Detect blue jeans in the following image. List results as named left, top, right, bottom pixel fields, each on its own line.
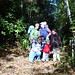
left=29, top=51, right=41, bottom=62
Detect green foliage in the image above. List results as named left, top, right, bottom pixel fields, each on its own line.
left=68, top=56, right=74, bottom=63
left=14, top=19, right=25, bottom=38
left=0, top=15, right=29, bottom=50
left=22, top=39, right=29, bottom=50
left=70, top=20, right=75, bottom=30
left=0, top=0, right=74, bottom=52
left=52, top=1, right=73, bottom=45
left=1, top=31, right=6, bottom=35
left=19, top=34, right=29, bottom=50
left=57, top=63, right=65, bottom=68
left=62, top=37, right=68, bottom=46
left=0, top=17, right=27, bottom=37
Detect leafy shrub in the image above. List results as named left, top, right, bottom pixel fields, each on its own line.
left=0, top=16, right=30, bottom=50
left=19, top=34, right=30, bottom=50
left=0, top=16, right=28, bottom=40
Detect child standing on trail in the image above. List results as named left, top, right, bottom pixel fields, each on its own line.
left=42, top=39, right=51, bottom=61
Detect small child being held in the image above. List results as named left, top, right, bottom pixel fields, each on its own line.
left=42, top=39, right=51, bottom=61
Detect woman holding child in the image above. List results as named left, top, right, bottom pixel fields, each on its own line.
left=39, top=21, right=51, bottom=39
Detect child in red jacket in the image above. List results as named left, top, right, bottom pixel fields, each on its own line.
left=42, top=39, right=51, bottom=61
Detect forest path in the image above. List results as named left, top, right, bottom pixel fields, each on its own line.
left=0, top=53, right=75, bottom=75
left=0, top=44, right=75, bottom=75
left=0, top=53, right=56, bottom=75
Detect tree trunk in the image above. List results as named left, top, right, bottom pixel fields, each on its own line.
left=21, top=0, right=23, bottom=17
left=64, top=0, right=72, bottom=23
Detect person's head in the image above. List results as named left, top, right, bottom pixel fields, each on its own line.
left=40, top=22, right=45, bottom=28
left=43, top=21, right=47, bottom=26
left=29, top=25, right=34, bottom=29
left=52, top=29, right=57, bottom=35
left=35, top=23, right=39, bottom=29
left=37, top=36, right=42, bottom=44
left=46, top=39, right=50, bottom=44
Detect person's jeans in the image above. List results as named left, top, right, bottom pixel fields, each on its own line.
left=53, top=48, right=60, bottom=62
left=29, top=50, right=41, bottom=62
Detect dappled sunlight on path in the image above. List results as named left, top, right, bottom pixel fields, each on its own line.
left=0, top=53, right=75, bottom=75
left=0, top=54, right=55, bottom=75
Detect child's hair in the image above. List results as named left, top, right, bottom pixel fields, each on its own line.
left=52, top=29, right=57, bottom=32
left=37, top=36, right=42, bottom=40
left=46, top=39, right=50, bottom=44
left=36, top=36, right=42, bottom=44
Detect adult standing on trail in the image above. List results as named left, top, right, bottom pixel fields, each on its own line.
left=50, top=29, right=62, bottom=62
left=29, top=23, right=40, bottom=43
left=39, top=21, right=51, bottom=40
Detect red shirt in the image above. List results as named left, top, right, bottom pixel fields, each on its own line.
left=43, top=44, right=51, bottom=53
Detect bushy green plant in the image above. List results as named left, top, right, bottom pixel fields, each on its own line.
left=57, top=63, right=64, bottom=68
left=62, top=37, right=68, bottom=46
left=14, top=19, right=25, bottom=38
left=20, top=34, right=30, bottom=50
left=0, top=16, right=28, bottom=40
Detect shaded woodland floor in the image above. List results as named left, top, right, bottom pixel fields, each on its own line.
left=0, top=42, right=75, bottom=75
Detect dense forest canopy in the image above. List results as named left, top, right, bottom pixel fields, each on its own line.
left=0, top=0, right=75, bottom=47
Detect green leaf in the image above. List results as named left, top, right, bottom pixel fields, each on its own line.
left=1, top=31, right=6, bottom=35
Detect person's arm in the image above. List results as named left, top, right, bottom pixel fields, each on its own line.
left=46, top=32, right=51, bottom=40
left=39, top=48, right=42, bottom=51
left=46, top=28, right=51, bottom=33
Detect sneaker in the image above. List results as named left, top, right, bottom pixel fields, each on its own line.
left=41, top=59, right=45, bottom=61
left=38, top=60, right=41, bottom=61
left=46, top=60, right=49, bottom=62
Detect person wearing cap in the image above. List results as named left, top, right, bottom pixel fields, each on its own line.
left=43, top=21, right=51, bottom=34
left=39, top=21, right=51, bottom=40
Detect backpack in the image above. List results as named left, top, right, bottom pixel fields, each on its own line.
left=28, top=25, right=34, bottom=36
left=30, top=28, right=39, bottom=40
left=43, top=44, right=51, bottom=53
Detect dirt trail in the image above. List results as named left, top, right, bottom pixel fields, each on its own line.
left=0, top=53, right=75, bottom=75
left=0, top=43, right=75, bottom=75
left=0, top=53, right=56, bottom=75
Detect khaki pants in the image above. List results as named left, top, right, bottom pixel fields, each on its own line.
left=42, top=52, right=49, bottom=61
left=53, top=48, right=60, bottom=62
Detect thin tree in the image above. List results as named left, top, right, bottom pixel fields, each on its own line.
left=64, top=0, right=75, bottom=68
left=64, top=0, right=72, bottom=23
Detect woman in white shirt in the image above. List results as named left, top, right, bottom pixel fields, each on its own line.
left=29, top=37, right=42, bottom=62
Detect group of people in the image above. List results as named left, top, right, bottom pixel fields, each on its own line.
left=28, top=21, right=62, bottom=63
